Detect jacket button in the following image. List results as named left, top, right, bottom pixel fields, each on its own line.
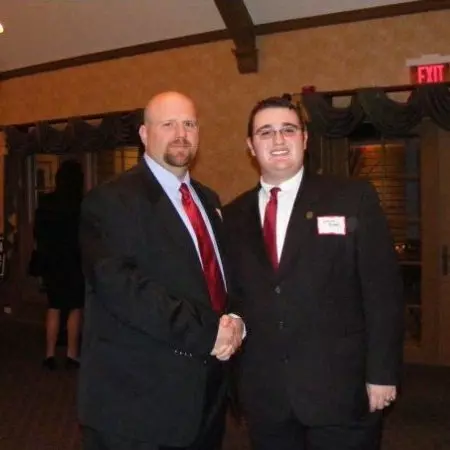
left=278, top=321, right=285, bottom=330
left=283, top=356, right=290, bottom=363
left=274, top=286, right=281, bottom=294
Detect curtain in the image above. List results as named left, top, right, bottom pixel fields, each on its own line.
left=301, top=83, right=450, bottom=138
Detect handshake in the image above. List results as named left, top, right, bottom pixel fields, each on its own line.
left=210, top=314, right=245, bottom=361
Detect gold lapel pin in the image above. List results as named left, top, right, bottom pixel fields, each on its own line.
left=306, top=211, right=314, bottom=219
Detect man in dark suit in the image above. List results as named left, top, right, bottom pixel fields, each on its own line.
left=224, top=96, right=404, bottom=450
left=78, top=91, right=244, bottom=450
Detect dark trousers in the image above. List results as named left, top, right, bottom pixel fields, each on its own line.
left=247, top=411, right=382, bottom=450
left=82, top=363, right=226, bottom=450
left=82, top=427, right=158, bottom=450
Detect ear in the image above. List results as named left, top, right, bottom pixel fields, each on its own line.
left=303, top=130, right=308, bottom=150
left=246, top=137, right=256, bottom=157
left=138, top=124, right=148, bottom=147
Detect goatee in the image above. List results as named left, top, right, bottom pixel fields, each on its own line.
left=164, top=139, right=195, bottom=168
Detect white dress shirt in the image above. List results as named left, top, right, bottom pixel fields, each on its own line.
left=143, top=154, right=226, bottom=282
left=258, top=168, right=304, bottom=263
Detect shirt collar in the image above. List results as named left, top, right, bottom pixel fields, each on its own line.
left=260, top=167, right=304, bottom=196
left=144, top=153, right=190, bottom=190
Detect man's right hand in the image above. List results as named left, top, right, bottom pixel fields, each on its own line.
left=210, top=315, right=244, bottom=361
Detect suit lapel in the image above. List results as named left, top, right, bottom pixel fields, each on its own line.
left=244, top=186, right=276, bottom=276
left=134, top=161, right=206, bottom=283
left=277, top=173, right=321, bottom=279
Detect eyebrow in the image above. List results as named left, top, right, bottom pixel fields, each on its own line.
left=158, top=118, right=196, bottom=122
left=147, top=119, right=196, bottom=128
left=254, top=122, right=300, bottom=133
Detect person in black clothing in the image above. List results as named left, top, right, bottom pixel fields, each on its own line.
left=33, top=159, right=85, bottom=370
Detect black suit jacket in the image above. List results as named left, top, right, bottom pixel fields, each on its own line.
left=223, top=172, right=404, bottom=426
left=78, top=160, right=227, bottom=446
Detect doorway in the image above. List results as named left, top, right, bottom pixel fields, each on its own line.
left=17, top=147, right=140, bottom=324
left=316, top=119, right=447, bottom=364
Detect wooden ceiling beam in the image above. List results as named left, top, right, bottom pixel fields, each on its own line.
left=213, top=0, right=258, bottom=74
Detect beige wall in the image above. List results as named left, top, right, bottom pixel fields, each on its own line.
left=0, top=10, right=449, bottom=202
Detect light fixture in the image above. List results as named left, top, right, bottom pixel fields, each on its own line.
left=0, top=23, right=4, bottom=34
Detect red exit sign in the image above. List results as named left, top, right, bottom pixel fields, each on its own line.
left=411, top=64, right=449, bottom=84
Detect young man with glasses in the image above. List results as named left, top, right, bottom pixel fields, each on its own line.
left=224, top=96, right=404, bottom=450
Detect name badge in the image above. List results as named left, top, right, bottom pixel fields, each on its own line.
left=317, top=216, right=346, bottom=235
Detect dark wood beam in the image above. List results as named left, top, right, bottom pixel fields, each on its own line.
left=1, top=1, right=450, bottom=81
left=213, top=0, right=257, bottom=74
left=0, top=30, right=228, bottom=81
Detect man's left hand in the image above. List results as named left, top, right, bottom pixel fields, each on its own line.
left=366, top=384, right=397, bottom=412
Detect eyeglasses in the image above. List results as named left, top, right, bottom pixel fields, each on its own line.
left=254, top=125, right=301, bottom=140
left=158, top=119, right=198, bottom=131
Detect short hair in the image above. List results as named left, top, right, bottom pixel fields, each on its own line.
left=55, top=159, right=84, bottom=192
left=247, top=95, right=308, bottom=138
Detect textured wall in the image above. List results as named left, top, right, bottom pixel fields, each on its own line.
left=1, top=10, right=449, bottom=203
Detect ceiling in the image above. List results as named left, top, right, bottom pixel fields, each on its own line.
left=0, top=0, right=440, bottom=78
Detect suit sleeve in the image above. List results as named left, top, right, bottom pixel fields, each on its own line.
left=356, top=181, right=404, bottom=385
left=221, top=203, right=245, bottom=318
left=80, top=187, right=219, bottom=356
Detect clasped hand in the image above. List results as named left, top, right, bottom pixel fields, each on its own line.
left=210, top=315, right=244, bottom=361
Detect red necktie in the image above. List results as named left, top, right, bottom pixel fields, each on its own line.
left=263, top=187, right=280, bottom=270
left=180, top=183, right=226, bottom=313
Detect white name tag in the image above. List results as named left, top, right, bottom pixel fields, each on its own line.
left=317, top=216, right=346, bottom=235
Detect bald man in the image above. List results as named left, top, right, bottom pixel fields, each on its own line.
left=78, top=92, right=244, bottom=450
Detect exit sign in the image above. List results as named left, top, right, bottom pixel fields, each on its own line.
left=412, top=64, right=449, bottom=84
left=407, top=54, right=450, bottom=85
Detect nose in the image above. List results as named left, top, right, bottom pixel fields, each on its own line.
left=273, top=129, right=285, bottom=145
left=175, top=122, right=187, bottom=138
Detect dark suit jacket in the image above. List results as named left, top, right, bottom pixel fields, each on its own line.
left=223, top=172, right=404, bottom=427
left=78, top=160, right=227, bottom=446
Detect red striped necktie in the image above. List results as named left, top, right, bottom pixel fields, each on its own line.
left=263, top=187, right=280, bottom=270
left=179, top=183, right=226, bottom=312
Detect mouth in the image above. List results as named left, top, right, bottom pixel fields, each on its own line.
left=170, top=139, right=191, bottom=148
left=270, top=148, right=290, bottom=158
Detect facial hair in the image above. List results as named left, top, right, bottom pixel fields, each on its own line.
left=163, top=138, right=195, bottom=168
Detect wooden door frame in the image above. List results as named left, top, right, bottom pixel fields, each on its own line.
left=404, top=120, right=440, bottom=364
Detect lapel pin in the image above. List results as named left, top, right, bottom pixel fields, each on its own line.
left=306, top=211, right=314, bottom=220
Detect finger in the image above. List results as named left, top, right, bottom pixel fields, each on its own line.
left=376, top=397, right=387, bottom=410
left=369, top=394, right=382, bottom=412
left=234, top=339, right=242, bottom=351
left=230, top=334, right=242, bottom=349
left=220, top=315, right=232, bottom=327
left=216, top=346, right=235, bottom=361
left=211, top=344, right=227, bottom=355
left=211, top=343, right=229, bottom=356
left=212, top=344, right=231, bottom=356
left=216, top=345, right=234, bottom=359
